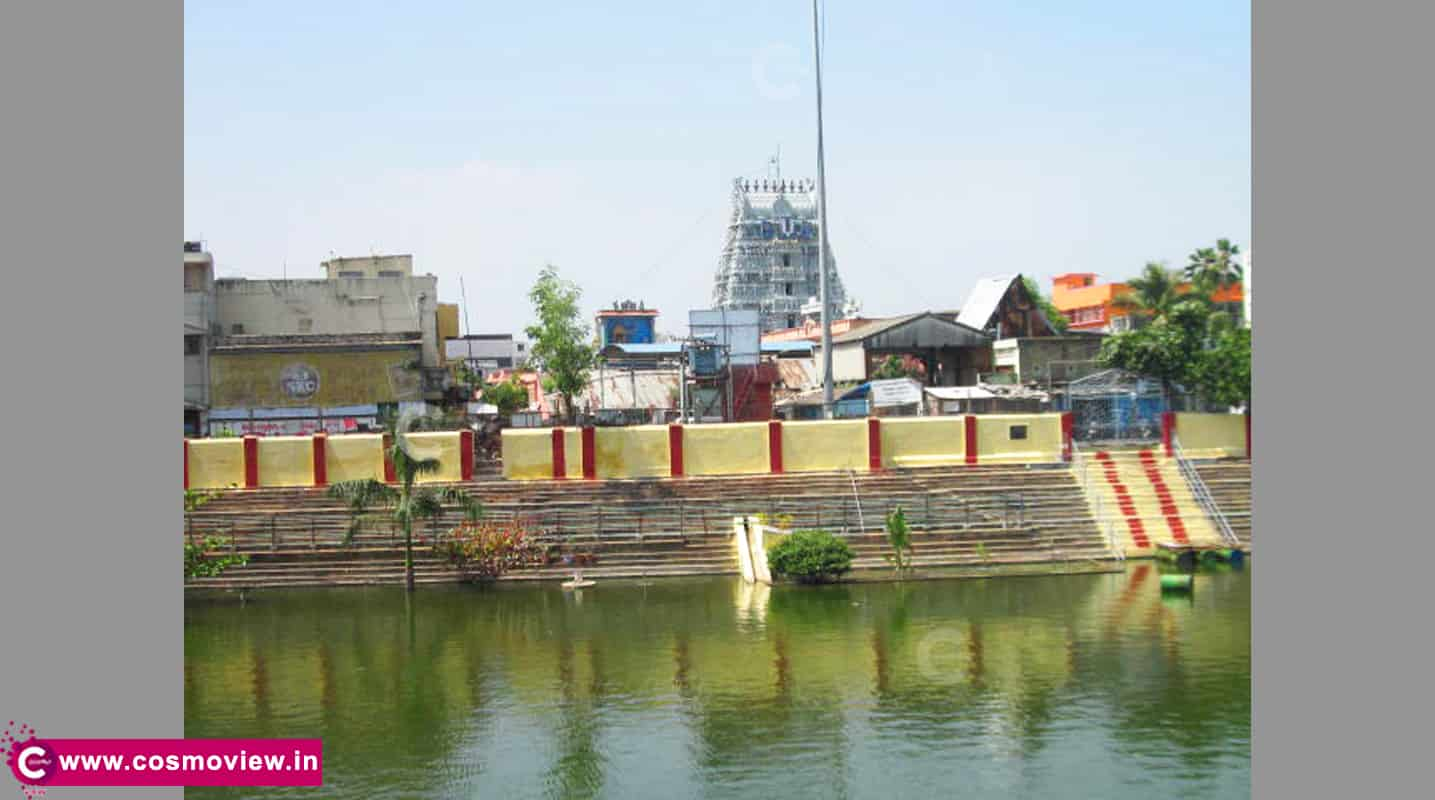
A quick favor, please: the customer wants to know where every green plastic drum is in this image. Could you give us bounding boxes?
[1160,574,1194,592]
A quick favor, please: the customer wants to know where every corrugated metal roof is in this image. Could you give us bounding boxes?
[956,275,1021,330]
[760,341,813,354]
[825,312,989,347]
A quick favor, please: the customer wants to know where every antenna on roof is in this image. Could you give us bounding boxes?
[768,146,781,182]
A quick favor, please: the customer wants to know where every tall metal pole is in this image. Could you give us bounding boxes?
[812,0,834,418]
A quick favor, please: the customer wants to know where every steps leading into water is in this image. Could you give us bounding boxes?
[1078,448,1230,558]
[185,462,1116,590]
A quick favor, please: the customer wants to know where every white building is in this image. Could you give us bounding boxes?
[183,241,215,435]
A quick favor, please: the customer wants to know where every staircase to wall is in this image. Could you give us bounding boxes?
[1193,459,1253,549]
[185,464,1114,590]
[1077,448,1230,558]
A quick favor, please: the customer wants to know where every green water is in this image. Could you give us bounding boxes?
[184,564,1250,799]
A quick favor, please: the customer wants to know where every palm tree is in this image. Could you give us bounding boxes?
[1111,262,1187,322]
[1184,239,1243,294]
[329,427,482,591]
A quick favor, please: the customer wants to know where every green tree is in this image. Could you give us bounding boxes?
[1097,298,1209,402]
[481,377,530,417]
[524,266,596,424]
[1185,238,1244,295]
[328,425,483,591]
[1111,262,1188,322]
[1022,277,1069,333]
[1191,326,1251,409]
[884,506,912,575]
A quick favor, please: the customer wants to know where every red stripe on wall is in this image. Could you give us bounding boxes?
[1061,412,1074,462]
[768,420,784,473]
[964,415,978,465]
[551,428,567,480]
[460,429,475,481]
[183,439,189,490]
[669,424,685,477]
[243,435,259,489]
[867,417,882,471]
[312,433,328,487]
[581,426,596,480]
[1161,411,1175,457]
[382,434,397,483]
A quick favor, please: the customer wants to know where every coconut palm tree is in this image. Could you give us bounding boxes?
[329,427,482,591]
[1111,262,1188,322]
[1184,239,1244,294]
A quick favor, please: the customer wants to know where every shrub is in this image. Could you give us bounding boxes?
[885,506,912,575]
[766,529,854,584]
[437,518,549,582]
[184,536,248,580]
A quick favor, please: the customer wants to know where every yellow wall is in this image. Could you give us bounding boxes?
[683,422,769,476]
[782,419,868,473]
[210,348,423,408]
[595,425,671,479]
[403,432,464,482]
[436,304,460,346]
[975,414,1063,463]
[256,436,313,487]
[188,439,245,489]
[326,434,385,483]
[563,428,583,480]
[1176,413,1247,458]
[879,417,966,469]
[502,429,556,480]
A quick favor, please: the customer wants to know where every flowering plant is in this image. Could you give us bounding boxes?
[436,517,549,581]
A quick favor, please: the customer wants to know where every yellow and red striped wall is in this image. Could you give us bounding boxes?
[184,431,474,490]
[500,413,1076,481]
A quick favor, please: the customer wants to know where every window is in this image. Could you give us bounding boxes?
[298,318,313,332]
[378,270,403,278]
[230,323,245,335]
[338,270,363,278]
[1009,425,1028,441]
[184,335,202,355]
[787,314,797,328]
[784,282,793,296]
[782,254,791,267]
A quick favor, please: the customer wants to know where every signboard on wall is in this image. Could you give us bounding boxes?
[869,378,923,408]
[209,417,376,437]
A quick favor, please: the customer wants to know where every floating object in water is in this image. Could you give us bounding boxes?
[562,571,595,590]
[1159,574,1194,593]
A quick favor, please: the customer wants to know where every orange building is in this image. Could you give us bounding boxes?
[1051,273,1244,332]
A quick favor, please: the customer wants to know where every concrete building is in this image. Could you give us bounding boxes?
[991,335,1105,385]
[320,253,414,279]
[183,241,216,436]
[445,334,528,373]
[596,300,658,346]
[203,253,452,434]
[1052,271,1245,333]
[711,177,848,332]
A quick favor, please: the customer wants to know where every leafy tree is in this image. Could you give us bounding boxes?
[328,425,483,591]
[1022,277,1069,333]
[524,265,596,424]
[1191,326,1251,409]
[1111,262,1188,322]
[1185,238,1244,295]
[1097,298,1209,402]
[767,529,855,584]
[884,506,912,575]
[481,377,530,416]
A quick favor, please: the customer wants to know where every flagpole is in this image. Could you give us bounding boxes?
[812,0,834,419]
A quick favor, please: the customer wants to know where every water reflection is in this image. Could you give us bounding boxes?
[185,566,1250,799]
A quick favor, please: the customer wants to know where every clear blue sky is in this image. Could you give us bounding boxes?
[185,0,1250,335]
